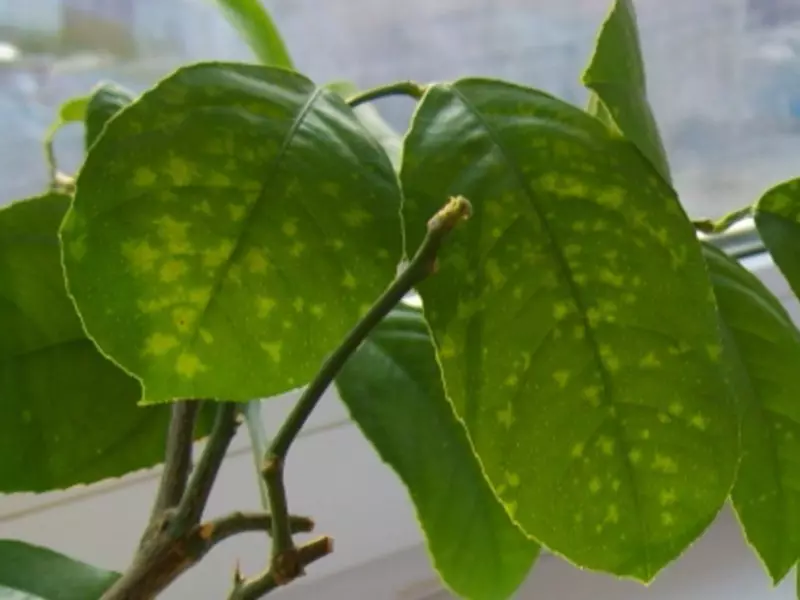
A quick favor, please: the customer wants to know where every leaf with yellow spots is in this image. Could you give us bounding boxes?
[582,0,670,183]
[0,193,214,492]
[704,243,800,584]
[336,305,538,599]
[61,63,402,403]
[401,78,737,581]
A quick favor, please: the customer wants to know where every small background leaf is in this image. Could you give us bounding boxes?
[400,79,737,580]
[704,242,800,582]
[61,63,403,404]
[0,539,120,599]
[755,179,800,300]
[0,193,210,492]
[211,0,293,68]
[84,82,135,150]
[336,305,538,599]
[582,0,670,182]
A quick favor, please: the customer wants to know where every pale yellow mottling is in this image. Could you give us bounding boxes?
[439,335,457,359]
[521,352,531,371]
[605,504,620,524]
[122,240,161,274]
[342,270,357,289]
[589,477,602,494]
[172,307,198,333]
[168,155,193,186]
[197,329,213,344]
[290,241,305,257]
[564,244,581,257]
[497,402,514,428]
[599,269,624,287]
[208,171,231,187]
[658,413,672,424]
[622,293,637,305]
[189,287,211,306]
[505,472,520,487]
[320,181,340,196]
[661,512,674,526]
[282,220,298,236]
[310,304,325,318]
[193,200,213,216]
[245,248,269,274]
[690,413,709,431]
[583,385,601,407]
[133,167,157,187]
[629,449,642,464]
[226,264,242,285]
[513,286,523,300]
[553,301,571,320]
[330,239,344,250]
[143,333,179,356]
[504,501,518,519]
[260,341,282,363]
[573,273,588,286]
[485,259,506,289]
[611,479,621,492]
[641,429,651,440]
[160,259,188,283]
[574,324,586,340]
[256,297,276,318]
[639,352,660,368]
[228,204,245,222]
[175,353,206,379]
[553,370,570,388]
[69,236,87,260]
[154,216,192,255]
[343,209,372,227]
[202,240,234,269]
[597,436,614,455]
[504,374,519,387]
[660,489,676,506]
[571,443,584,458]
[668,402,684,416]
[706,344,722,362]
[651,454,678,474]
[294,298,305,313]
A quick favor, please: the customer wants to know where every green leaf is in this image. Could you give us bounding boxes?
[400,79,737,581]
[326,81,402,168]
[582,0,671,183]
[58,96,90,123]
[212,0,293,68]
[755,179,800,301]
[0,193,211,492]
[84,82,135,150]
[703,242,800,583]
[336,304,538,599]
[0,539,120,599]
[61,63,403,404]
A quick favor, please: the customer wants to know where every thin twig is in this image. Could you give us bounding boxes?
[345,80,427,108]
[150,401,200,522]
[232,195,473,597]
[172,402,240,532]
[693,205,752,235]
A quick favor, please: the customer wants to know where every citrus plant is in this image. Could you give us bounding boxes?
[3,0,800,598]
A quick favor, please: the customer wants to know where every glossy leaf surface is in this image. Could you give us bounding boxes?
[0,193,208,492]
[400,78,737,580]
[61,63,403,404]
[0,539,120,599]
[336,304,538,599]
[704,243,800,582]
[582,0,670,182]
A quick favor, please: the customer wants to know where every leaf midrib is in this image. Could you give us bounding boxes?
[448,82,652,576]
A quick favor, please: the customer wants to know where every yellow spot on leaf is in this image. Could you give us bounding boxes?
[343,209,372,227]
[605,504,620,524]
[553,370,570,388]
[293,298,305,312]
[311,304,325,318]
[342,271,357,289]
[172,307,198,333]
[589,477,602,494]
[154,216,191,255]
[257,297,276,318]
[200,329,214,344]
[160,259,188,283]
[639,352,660,368]
[690,413,709,431]
[133,167,157,187]
[168,155,193,186]
[176,353,206,379]
[229,204,245,221]
[661,512,674,526]
[497,402,514,428]
[553,302,571,320]
[246,248,269,274]
[505,472,520,487]
[143,333,179,356]
[290,241,305,257]
[69,236,87,260]
[571,443,584,458]
[583,385,601,407]
[706,343,722,362]
[641,429,651,440]
[597,436,615,455]
[122,240,161,274]
[193,200,213,216]
[260,341,282,363]
[629,449,642,464]
[612,479,621,492]
[485,259,506,289]
[651,454,678,474]
[439,335,456,359]
[599,269,624,287]
[203,240,234,269]
[668,402,684,416]
[660,489,676,506]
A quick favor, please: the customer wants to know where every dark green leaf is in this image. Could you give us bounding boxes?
[0,193,210,492]
[703,242,800,583]
[336,304,538,599]
[582,0,671,182]
[755,179,800,301]
[0,539,120,599]
[84,82,135,150]
[400,79,737,581]
[61,63,403,404]
[326,81,402,168]
[212,0,293,68]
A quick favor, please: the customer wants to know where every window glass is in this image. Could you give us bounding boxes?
[2,0,799,220]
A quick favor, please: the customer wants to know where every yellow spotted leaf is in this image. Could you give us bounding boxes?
[400,79,737,581]
[61,63,402,403]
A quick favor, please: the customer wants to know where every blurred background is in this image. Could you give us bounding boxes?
[1,0,800,219]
